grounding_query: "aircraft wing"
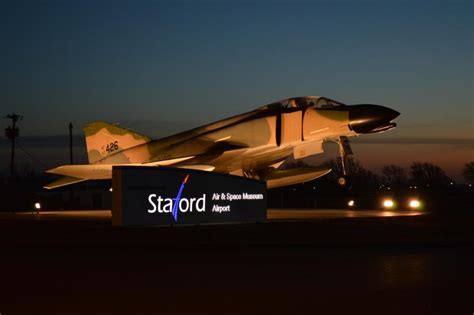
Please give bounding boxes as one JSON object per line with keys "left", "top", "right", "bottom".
{"left": 176, "top": 165, "right": 215, "bottom": 171}
{"left": 263, "top": 166, "right": 332, "bottom": 189}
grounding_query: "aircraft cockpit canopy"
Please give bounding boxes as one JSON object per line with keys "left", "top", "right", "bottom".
{"left": 265, "top": 96, "right": 346, "bottom": 110}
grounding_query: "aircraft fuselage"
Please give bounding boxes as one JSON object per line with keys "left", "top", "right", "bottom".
{"left": 45, "top": 96, "right": 400, "bottom": 189}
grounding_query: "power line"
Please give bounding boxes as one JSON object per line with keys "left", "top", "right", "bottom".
{"left": 16, "top": 142, "right": 50, "bottom": 169}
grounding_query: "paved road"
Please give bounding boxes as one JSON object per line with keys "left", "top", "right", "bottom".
{"left": 268, "top": 208, "right": 425, "bottom": 219}
{"left": 10, "top": 208, "right": 426, "bottom": 221}
{"left": 0, "top": 208, "right": 471, "bottom": 314}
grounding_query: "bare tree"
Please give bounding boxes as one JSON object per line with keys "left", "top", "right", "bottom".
{"left": 410, "top": 162, "right": 450, "bottom": 188}
{"left": 382, "top": 165, "right": 408, "bottom": 188}
{"left": 463, "top": 162, "right": 474, "bottom": 184}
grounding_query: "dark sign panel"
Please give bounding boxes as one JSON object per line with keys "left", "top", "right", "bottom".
{"left": 112, "top": 166, "right": 267, "bottom": 226}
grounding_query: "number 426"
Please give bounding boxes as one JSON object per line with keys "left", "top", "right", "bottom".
{"left": 106, "top": 141, "right": 119, "bottom": 153}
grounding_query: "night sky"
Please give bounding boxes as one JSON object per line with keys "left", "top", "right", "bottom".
{"left": 1, "top": 0, "right": 473, "bottom": 179}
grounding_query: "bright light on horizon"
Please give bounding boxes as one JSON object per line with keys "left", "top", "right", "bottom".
{"left": 383, "top": 199, "right": 394, "bottom": 209}
{"left": 409, "top": 199, "right": 421, "bottom": 209}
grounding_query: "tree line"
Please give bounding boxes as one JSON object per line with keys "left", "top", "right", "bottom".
{"left": 324, "top": 158, "right": 473, "bottom": 189}
{"left": 280, "top": 158, "right": 474, "bottom": 191}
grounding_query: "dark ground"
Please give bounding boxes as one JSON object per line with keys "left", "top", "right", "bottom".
{"left": 0, "top": 210, "right": 473, "bottom": 314}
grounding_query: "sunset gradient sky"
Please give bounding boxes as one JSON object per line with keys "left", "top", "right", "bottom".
{"left": 1, "top": 0, "right": 473, "bottom": 179}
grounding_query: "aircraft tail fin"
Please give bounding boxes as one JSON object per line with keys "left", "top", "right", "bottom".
{"left": 83, "top": 122, "right": 151, "bottom": 164}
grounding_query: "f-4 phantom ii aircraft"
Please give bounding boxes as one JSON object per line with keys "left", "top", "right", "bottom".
{"left": 45, "top": 96, "right": 399, "bottom": 189}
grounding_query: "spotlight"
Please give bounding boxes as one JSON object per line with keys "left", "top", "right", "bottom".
{"left": 34, "top": 202, "right": 41, "bottom": 214}
{"left": 347, "top": 200, "right": 355, "bottom": 207}
{"left": 383, "top": 199, "right": 394, "bottom": 209}
{"left": 409, "top": 199, "right": 421, "bottom": 209}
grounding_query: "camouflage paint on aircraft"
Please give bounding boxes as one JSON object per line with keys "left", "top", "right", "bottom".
{"left": 45, "top": 96, "right": 400, "bottom": 189}
{"left": 83, "top": 122, "right": 151, "bottom": 164}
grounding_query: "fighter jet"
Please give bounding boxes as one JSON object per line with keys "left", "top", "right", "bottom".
{"left": 44, "top": 96, "right": 399, "bottom": 189}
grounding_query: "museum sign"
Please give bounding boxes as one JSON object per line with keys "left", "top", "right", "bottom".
{"left": 112, "top": 166, "right": 267, "bottom": 226}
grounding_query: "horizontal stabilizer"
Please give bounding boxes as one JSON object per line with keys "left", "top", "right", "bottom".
{"left": 44, "top": 176, "right": 88, "bottom": 190}
{"left": 44, "top": 156, "right": 208, "bottom": 189}
{"left": 47, "top": 164, "right": 113, "bottom": 179}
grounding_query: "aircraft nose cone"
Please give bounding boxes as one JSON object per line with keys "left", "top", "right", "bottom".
{"left": 349, "top": 104, "right": 400, "bottom": 134}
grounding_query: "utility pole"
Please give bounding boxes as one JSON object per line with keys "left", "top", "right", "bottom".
{"left": 69, "top": 122, "right": 73, "bottom": 164}
{"left": 68, "top": 122, "right": 75, "bottom": 209}
{"left": 4, "top": 113, "right": 22, "bottom": 177}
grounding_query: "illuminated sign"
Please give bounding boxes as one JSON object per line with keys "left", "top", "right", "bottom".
{"left": 112, "top": 166, "right": 267, "bottom": 226}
